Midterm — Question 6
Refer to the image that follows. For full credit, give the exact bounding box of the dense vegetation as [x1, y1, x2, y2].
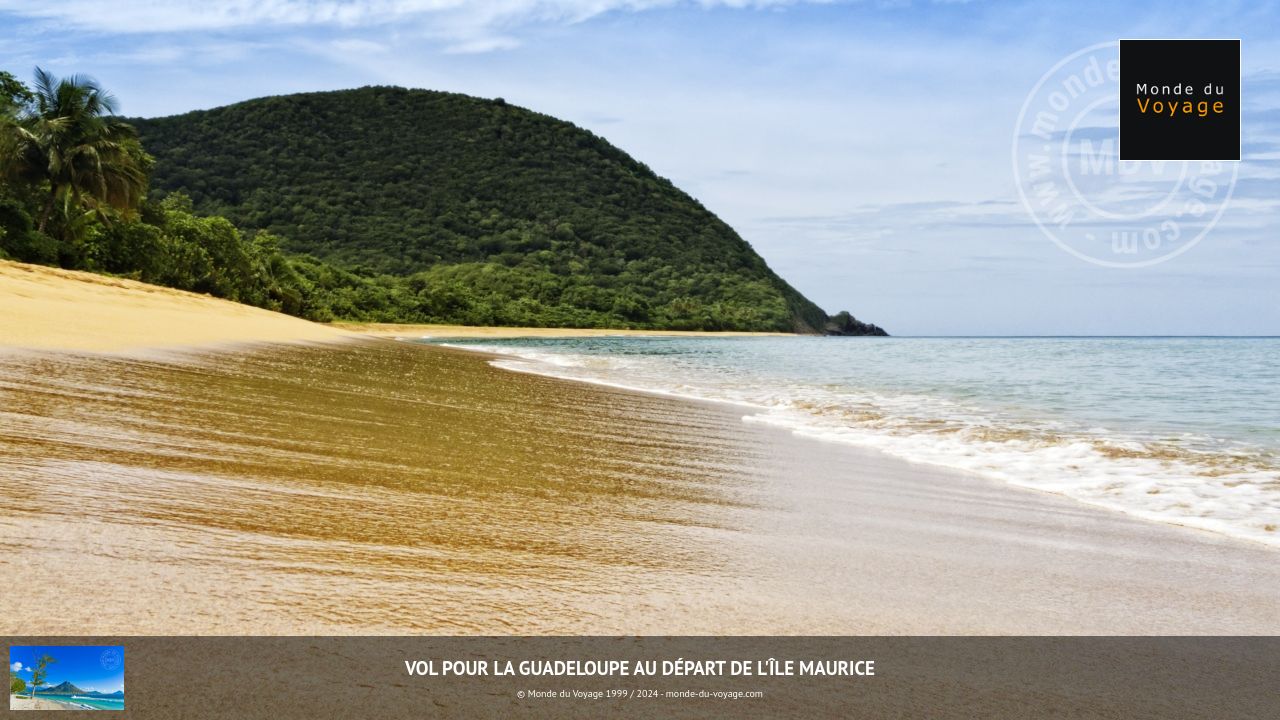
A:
[3, 69, 883, 333]
[130, 86, 846, 331]
[0, 68, 375, 322]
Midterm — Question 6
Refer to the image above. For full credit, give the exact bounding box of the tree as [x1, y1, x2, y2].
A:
[3, 68, 148, 239]
[0, 69, 32, 117]
[9, 670, 25, 695]
[29, 654, 54, 700]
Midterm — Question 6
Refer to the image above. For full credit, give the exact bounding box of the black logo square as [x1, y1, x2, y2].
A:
[1120, 39, 1240, 160]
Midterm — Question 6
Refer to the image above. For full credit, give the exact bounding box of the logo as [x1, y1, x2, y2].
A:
[1012, 41, 1238, 267]
[1119, 39, 1240, 161]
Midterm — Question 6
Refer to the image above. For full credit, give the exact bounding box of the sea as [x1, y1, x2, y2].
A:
[430, 336, 1280, 547]
[47, 695, 125, 710]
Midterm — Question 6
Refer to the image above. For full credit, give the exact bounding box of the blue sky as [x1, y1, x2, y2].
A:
[1, 0, 1277, 334]
[10, 645, 125, 693]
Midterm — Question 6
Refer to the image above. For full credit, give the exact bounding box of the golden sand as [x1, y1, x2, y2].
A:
[0, 260, 352, 352]
[2, 263, 1278, 635]
[3, 338, 1279, 635]
[0, 340, 772, 633]
[0, 260, 791, 355]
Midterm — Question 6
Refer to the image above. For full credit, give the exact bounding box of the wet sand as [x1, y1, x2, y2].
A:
[1, 338, 1277, 635]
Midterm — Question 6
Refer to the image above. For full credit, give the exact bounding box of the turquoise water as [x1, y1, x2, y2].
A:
[42, 695, 124, 710]
[429, 336, 1280, 546]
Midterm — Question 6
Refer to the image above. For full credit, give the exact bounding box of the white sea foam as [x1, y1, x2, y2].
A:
[442, 340, 1280, 548]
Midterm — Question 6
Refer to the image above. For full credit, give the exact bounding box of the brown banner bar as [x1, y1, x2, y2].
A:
[5, 637, 1278, 718]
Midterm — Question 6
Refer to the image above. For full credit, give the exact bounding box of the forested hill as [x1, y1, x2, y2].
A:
[129, 87, 832, 332]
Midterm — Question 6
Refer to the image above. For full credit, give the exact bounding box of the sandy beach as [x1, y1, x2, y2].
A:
[0, 260, 352, 352]
[10, 694, 75, 710]
[0, 259, 790, 353]
[1, 262, 1278, 635]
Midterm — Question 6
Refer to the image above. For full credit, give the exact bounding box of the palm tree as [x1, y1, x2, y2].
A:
[3, 68, 147, 238]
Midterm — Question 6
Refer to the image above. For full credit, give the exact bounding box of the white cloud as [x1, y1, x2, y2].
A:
[442, 36, 522, 54]
[0, 1, 824, 36]
[0, 0, 838, 58]
[330, 38, 389, 54]
[9, 661, 21, 672]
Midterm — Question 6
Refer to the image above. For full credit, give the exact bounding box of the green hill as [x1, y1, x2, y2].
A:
[130, 87, 833, 332]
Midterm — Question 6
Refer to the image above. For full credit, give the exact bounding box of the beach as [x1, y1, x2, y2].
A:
[1, 261, 1278, 635]
[0, 259, 791, 351]
[10, 694, 76, 710]
[0, 260, 352, 352]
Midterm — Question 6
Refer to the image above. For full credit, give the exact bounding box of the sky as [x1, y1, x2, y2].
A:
[1, 0, 1278, 335]
[10, 645, 125, 693]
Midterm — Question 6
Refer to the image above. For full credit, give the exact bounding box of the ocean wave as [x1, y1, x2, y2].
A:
[442, 341, 1280, 548]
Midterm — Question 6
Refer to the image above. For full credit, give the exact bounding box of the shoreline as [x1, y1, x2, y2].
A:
[2, 263, 1277, 634]
[2, 338, 1278, 634]
[448, 341, 1280, 552]
[9, 694, 78, 710]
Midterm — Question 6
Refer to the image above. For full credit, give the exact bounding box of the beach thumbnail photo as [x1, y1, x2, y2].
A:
[9, 646, 124, 711]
